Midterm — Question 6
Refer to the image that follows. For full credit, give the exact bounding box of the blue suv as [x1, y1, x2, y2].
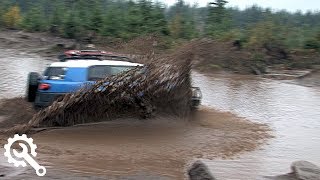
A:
[26, 54, 202, 109]
[27, 57, 143, 109]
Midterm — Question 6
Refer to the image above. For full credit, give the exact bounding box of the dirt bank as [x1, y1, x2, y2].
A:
[1, 30, 318, 75]
[0, 30, 75, 59]
[294, 70, 320, 87]
[0, 30, 163, 60]
[0, 108, 271, 179]
[183, 40, 320, 75]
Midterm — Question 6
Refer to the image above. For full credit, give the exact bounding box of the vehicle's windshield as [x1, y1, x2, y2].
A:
[43, 67, 66, 80]
[88, 65, 135, 81]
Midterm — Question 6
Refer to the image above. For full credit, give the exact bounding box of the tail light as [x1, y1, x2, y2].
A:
[39, 83, 51, 90]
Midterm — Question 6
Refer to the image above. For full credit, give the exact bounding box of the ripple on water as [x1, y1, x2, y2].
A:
[192, 72, 320, 179]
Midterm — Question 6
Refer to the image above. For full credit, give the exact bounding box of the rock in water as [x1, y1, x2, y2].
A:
[291, 161, 320, 180]
[188, 160, 216, 180]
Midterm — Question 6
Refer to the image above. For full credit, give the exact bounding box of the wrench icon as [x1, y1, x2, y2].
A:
[13, 143, 47, 176]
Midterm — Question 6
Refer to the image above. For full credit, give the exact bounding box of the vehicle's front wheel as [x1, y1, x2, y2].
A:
[26, 72, 40, 102]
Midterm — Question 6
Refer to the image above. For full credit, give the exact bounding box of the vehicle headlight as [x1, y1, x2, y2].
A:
[192, 89, 202, 98]
[195, 91, 202, 98]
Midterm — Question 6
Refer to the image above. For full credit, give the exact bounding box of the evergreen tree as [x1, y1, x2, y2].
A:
[49, 1, 65, 34]
[168, 0, 197, 39]
[205, 0, 231, 37]
[124, 0, 143, 38]
[63, 11, 81, 38]
[22, 5, 46, 31]
[138, 0, 153, 33]
[89, 0, 104, 33]
[101, 3, 124, 38]
[0, 0, 11, 26]
[149, 2, 169, 35]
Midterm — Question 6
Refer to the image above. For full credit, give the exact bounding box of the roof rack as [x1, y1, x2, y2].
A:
[58, 56, 101, 62]
[78, 50, 104, 53]
[58, 49, 133, 62]
[58, 54, 133, 62]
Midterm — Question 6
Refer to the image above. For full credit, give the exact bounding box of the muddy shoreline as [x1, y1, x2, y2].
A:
[1, 29, 319, 76]
[0, 30, 75, 60]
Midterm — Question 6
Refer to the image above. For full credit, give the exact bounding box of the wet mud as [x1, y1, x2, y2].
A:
[0, 30, 74, 59]
[0, 98, 35, 129]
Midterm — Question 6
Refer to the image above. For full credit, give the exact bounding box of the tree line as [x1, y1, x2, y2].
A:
[0, 0, 319, 50]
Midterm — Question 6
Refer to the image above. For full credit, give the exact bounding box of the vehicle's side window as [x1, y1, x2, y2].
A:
[88, 66, 111, 81]
[44, 67, 66, 80]
[109, 66, 133, 75]
[88, 65, 134, 81]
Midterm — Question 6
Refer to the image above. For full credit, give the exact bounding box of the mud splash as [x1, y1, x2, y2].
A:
[0, 98, 35, 129]
[2, 41, 202, 134]
[0, 108, 270, 179]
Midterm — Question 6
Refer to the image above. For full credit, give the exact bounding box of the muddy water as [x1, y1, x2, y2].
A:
[0, 49, 51, 99]
[192, 72, 320, 179]
[27, 110, 268, 179]
[0, 48, 319, 179]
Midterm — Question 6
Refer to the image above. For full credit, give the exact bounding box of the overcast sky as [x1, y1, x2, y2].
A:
[164, 0, 320, 12]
